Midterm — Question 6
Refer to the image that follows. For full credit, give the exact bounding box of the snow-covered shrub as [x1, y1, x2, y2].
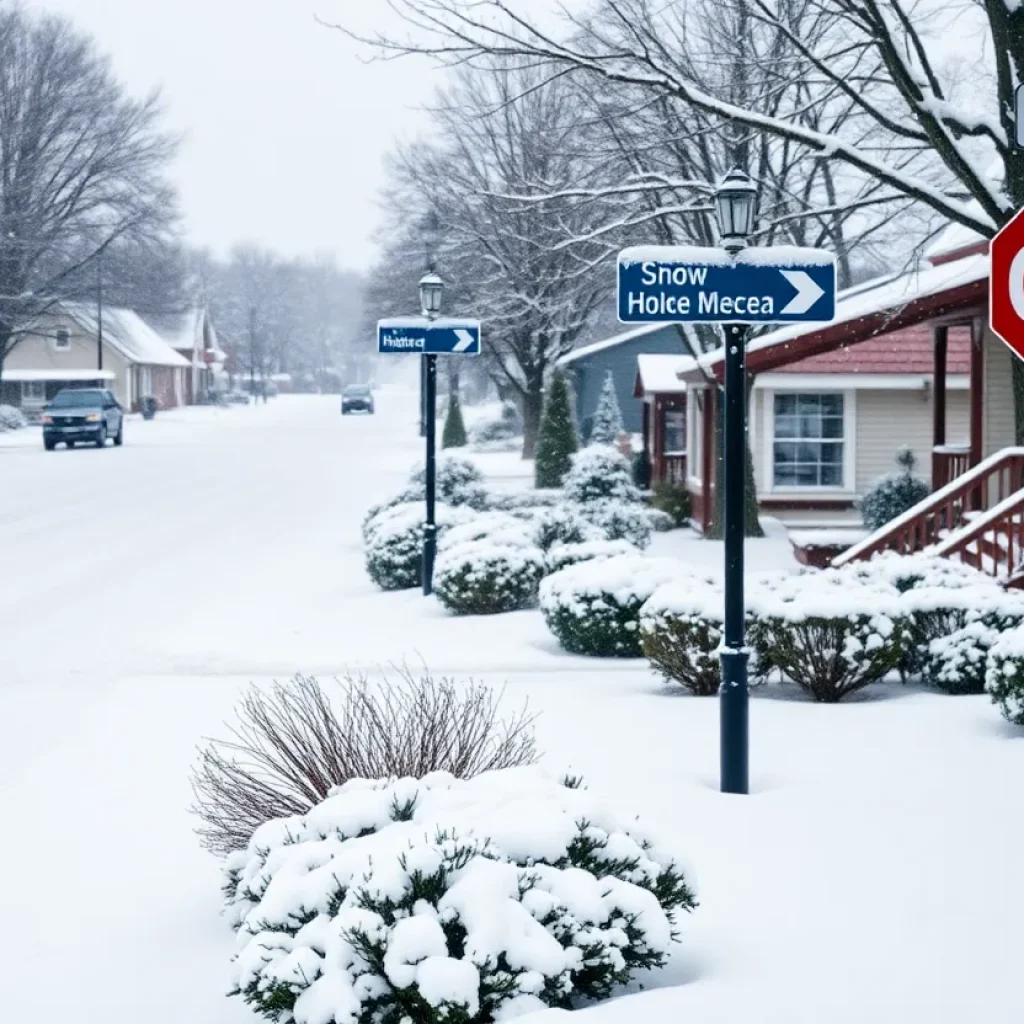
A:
[986, 627, 1024, 726]
[640, 579, 722, 695]
[578, 499, 653, 549]
[225, 769, 696, 1024]
[746, 570, 903, 701]
[645, 508, 676, 533]
[365, 503, 477, 590]
[540, 555, 679, 657]
[0, 404, 27, 431]
[435, 542, 546, 615]
[857, 447, 930, 531]
[191, 671, 537, 856]
[485, 491, 560, 514]
[563, 446, 641, 505]
[535, 371, 579, 488]
[651, 482, 691, 527]
[442, 392, 468, 449]
[437, 514, 536, 554]
[588, 371, 624, 445]
[840, 551, 987, 593]
[531, 505, 603, 551]
[468, 402, 521, 447]
[407, 453, 489, 510]
[545, 539, 639, 575]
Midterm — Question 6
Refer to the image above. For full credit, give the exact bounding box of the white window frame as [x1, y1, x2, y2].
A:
[662, 404, 686, 457]
[687, 389, 704, 484]
[21, 381, 46, 402]
[53, 328, 71, 352]
[762, 388, 856, 494]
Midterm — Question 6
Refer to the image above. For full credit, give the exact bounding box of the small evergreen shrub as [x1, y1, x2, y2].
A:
[540, 555, 678, 656]
[563, 446, 641, 505]
[579, 499, 653, 549]
[408, 453, 489, 510]
[468, 402, 522, 448]
[545, 539, 638, 575]
[225, 770, 696, 1024]
[651, 482, 691, 527]
[986, 627, 1024, 726]
[857, 447, 930, 531]
[441, 392, 468, 448]
[640, 580, 722, 695]
[435, 542, 546, 614]
[484, 491, 560, 514]
[531, 505, 603, 551]
[534, 371, 579, 488]
[438, 514, 536, 553]
[0, 404, 28, 430]
[632, 450, 651, 490]
[747, 571, 903, 701]
[645, 508, 676, 533]
[589, 370, 625, 444]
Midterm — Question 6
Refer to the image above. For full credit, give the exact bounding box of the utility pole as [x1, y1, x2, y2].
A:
[96, 252, 104, 372]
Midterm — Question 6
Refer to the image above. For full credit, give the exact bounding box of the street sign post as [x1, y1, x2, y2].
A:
[377, 318, 481, 355]
[617, 245, 836, 324]
[1016, 83, 1024, 149]
[990, 207, 1024, 362]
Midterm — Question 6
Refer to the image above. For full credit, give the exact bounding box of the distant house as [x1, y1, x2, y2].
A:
[149, 307, 227, 403]
[557, 324, 691, 437]
[0, 303, 191, 418]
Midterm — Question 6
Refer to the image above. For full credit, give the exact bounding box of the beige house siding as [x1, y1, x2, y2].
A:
[983, 326, 1015, 458]
[4, 312, 133, 406]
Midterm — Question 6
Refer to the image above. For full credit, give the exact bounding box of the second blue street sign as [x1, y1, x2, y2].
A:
[617, 245, 836, 324]
[378, 317, 481, 355]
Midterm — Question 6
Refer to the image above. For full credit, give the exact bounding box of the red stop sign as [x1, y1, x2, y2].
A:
[990, 207, 1024, 361]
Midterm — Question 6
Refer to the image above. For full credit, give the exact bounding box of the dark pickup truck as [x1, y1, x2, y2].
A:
[341, 384, 374, 415]
[42, 388, 124, 450]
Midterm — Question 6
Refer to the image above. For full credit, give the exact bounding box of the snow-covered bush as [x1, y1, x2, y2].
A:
[563, 446, 641, 505]
[651, 482, 691, 528]
[0, 404, 27, 431]
[365, 503, 477, 590]
[486, 491, 560, 514]
[535, 371, 579, 488]
[531, 505, 603, 551]
[839, 551, 987, 593]
[437, 514, 536, 554]
[578, 499, 653, 549]
[985, 628, 1024, 726]
[468, 402, 521, 447]
[747, 570, 903, 701]
[191, 671, 538, 855]
[546, 539, 639, 575]
[407, 454, 489, 510]
[540, 555, 679, 657]
[640, 579, 722, 695]
[588, 371, 624, 445]
[857, 447, 929, 531]
[435, 542, 546, 615]
[645, 508, 676, 533]
[225, 769, 696, 1024]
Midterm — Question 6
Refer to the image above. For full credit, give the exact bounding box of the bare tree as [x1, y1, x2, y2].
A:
[0, 6, 177, 377]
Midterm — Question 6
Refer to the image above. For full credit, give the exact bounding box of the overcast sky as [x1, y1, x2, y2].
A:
[28, 0, 468, 271]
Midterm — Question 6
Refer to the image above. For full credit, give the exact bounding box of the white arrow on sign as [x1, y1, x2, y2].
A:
[453, 329, 476, 352]
[779, 270, 825, 315]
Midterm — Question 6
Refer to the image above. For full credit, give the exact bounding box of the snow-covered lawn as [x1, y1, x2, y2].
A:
[0, 392, 1021, 1024]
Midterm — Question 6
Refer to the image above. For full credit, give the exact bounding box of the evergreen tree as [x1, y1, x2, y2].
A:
[589, 371, 625, 444]
[442, 391, 468, 448]
[534, 370, 579, 487]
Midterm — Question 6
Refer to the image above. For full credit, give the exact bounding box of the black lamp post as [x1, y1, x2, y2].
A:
[714, 167, 758, 796]
[419, 271, 444, 596]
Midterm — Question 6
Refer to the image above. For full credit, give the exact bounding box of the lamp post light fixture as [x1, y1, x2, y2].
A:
[715, 167, 758, 796]
[418, 271, 444, 596]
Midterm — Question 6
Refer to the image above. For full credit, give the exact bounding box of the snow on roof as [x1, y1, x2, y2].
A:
[62, 304, 190, 368]
[618, 244, 834, 268]
[635, 354, 693, 394]
[924, 203, 989, 263]
[149, 307, 226, 361]
[0, 368, 116, 382]
[696, 252, 988, 371]
[559, 322, 677, 366]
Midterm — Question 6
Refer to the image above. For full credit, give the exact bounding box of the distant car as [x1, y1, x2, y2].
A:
[341, 384, 374, 415]
[226, 391, 251, 405]
[42, 388, 123, 451]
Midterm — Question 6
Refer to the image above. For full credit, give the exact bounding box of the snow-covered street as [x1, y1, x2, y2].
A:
[1, 393, 1023, 1024]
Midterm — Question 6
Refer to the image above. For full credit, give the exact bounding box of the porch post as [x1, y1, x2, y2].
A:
[641, 400, 651, 487]
[931, 325, 947, 486]
[969, 318, 985, 510]
[702, 387, 715, 533]
[653, 395, 663, 485]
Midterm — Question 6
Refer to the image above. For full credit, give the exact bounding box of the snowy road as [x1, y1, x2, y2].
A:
[1, 393, 1023, 1024]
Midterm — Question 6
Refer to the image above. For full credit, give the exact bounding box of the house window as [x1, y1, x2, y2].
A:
[663, 407, 686, 455]
[54, 328, 70, 351]
[773, 393, 845, 487]
[21, 381, 45, 402]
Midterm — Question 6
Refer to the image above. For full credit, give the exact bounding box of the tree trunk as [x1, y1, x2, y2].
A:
[1013, 357, 1024, 445]
[522, 385, 544, 459]
[706, 375, 764, 539]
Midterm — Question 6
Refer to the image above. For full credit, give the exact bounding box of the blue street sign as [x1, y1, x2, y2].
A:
[617, 245, 836, 324]
[378, 317, 481, 355]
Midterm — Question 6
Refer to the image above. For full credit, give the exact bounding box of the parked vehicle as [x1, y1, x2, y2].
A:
[226, 391, 251, 405]
[341, 384, 374, 415]
[42, 388, 124, 451]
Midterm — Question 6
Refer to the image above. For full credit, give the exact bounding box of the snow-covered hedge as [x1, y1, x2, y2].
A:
[645, 508, 676, 533]
[563, 446, 641, 505]
[531, 506, 603, 551]
[438, 514, 537, 554]
[640, 579, 723, 695]
[365, 504, 477, 591]
[986, 627, 1024, 726]
[545, 539, 639, 576]
[408, 454, 490, 511]
[857, 447, 929, 531]
[540, 555, 679, 657]
[0, 404, 27, 431]
[839, 551, 988, 593]
[579, 500, 653, 549]
[747, 570, 903, 701]
[225, 769, 697, 1024]
[435, 542, 546, 615]
[486, 491, 560, 514]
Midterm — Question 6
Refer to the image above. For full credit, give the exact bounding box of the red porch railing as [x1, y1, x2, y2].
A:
[931, 443, 972, 492]
[931, 489, 1024, 579]
[834, 447, 1024, 567]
